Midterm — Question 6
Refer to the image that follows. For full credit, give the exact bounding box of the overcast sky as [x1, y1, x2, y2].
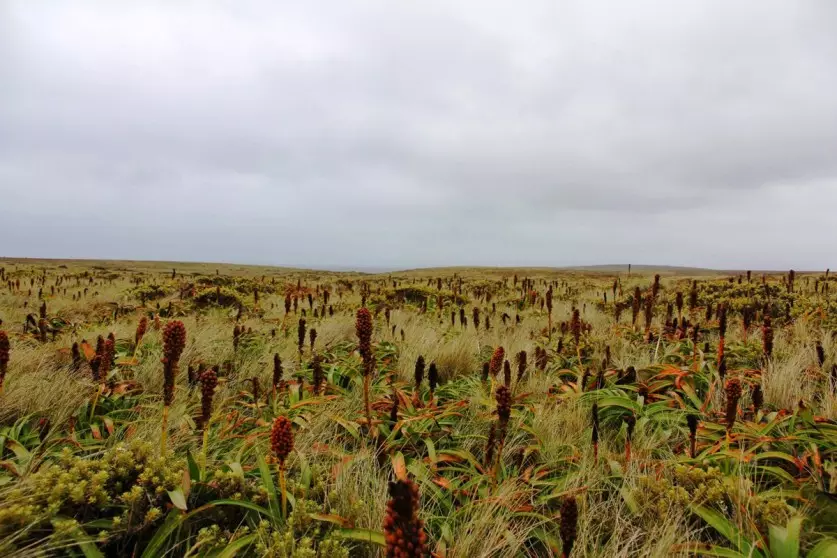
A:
[2, 1, 836, 271]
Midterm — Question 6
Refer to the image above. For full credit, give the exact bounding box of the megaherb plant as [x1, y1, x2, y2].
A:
[0, 261, 836, 557]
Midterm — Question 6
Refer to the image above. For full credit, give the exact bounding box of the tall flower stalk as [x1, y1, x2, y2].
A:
[133, 316, 147, 357]
[272, 353, 283, 398]
[560, 495, 578, 558]
[271, 416, 294, 518]
[161, 321, 186, 456]
[546, 287, 553, 339]
[687, 414, 698, 458]
[356, 308, 374, 429]
[199, 368, 217, 468]
[383, 479, 427, 557]
[489, 346, 504, 379]
[725, 378, 742, 439]
[0, 331, 9, 395]
[493, 384, 512, 475]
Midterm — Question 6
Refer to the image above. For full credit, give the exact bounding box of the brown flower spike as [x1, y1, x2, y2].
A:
[135, 316, 148, 345]
[272, 353, 283, 392]
[560, 495, 579, 557]
[163, 320, 187, 365]
[199, 368, 217, 429]
[495, 384, 511, 427]
[384, 478, 428, 558]
[725, 378, 742, 432]
[0, 331, 9, 393]
[762, 316, 774, 359]
[489, 346, 505, 378]
[356, 307, 374, 429]
[687, 414, 698, 458]
[356, 308, 373, 370]
[271, 416, 294, 465]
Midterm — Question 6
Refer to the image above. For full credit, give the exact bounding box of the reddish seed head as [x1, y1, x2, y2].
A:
[752, 383, 763, 415]
[312, 355, 324, 395]
[495, 384, 511, 426]
[297, 318, 307, 351]
[384, 479, 427, 558]
[102, 337, 115, 375]
[356, 308, 373, 370]
[725, 378, 742, 431]
[162, 321, 186, 364]
[428, 362, 438, 393]
[272, 353, 283, 389]
[571, 309, 582, 345]
[0, 331, 9, 390]
[489, 346, 505, 377]
[271, 416, 294, 465]
[135, 316, 148, 344]
[91, 335, 105, 382]
[484, 422, 497, 467]
[762, 316, 774, 358]
[199, 368, 217, 428]
[414, 356, 426, 389]
[0, 331, 9, 366]
[516, 350, 527, 382]
[560, 496, 578, 557]
[536, 346, 548, 370]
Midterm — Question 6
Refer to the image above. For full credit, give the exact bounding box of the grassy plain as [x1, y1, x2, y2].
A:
[0, 258, 835, 557]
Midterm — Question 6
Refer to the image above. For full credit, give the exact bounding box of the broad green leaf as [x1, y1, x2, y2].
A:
[141, 509, 184, 558]
[425, 438, 437, 465]
[213, 533, 257, 557]
[768, 516, 801, 558]
[53, 519, 105, 558]
[257, 453, 280, 522]
[689, 505, 763, 558]
[186, 449, 200, 482]
[333, 528, 386, 547]
[807, 538, 837, 558]
[167, 488, 187, 511]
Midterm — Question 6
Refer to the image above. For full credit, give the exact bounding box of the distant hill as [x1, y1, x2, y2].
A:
[0, 257, 816, 277]
[388, 264, 728, 276]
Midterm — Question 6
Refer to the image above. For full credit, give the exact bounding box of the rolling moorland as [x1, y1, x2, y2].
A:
[0, 258, 836, 557]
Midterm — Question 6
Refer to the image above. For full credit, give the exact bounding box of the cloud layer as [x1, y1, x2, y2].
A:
[2, 1, 836, 270]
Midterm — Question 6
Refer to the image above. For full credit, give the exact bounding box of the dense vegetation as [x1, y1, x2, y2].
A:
[0, 260, 836, 557]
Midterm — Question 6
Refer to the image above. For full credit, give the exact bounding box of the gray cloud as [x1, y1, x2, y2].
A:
[2, 1, 837, 270]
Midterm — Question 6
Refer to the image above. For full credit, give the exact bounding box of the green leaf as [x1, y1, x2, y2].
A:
[213, 533, 257, 557]
[5, 439, 31, 461]
[330, 415, 360, 440]
[167, 488, 187, 511]
[807, 538, 837, 558]
[620, 487, 639, 516]
[309, 513, 351, 528]
[229, 461, 244, 479]
[141, 509, 184, 558]
[54, 519, 105, 558]
[692, 547, 749, 558]
[425, 438, 437, 465]
[333, 528, 386, 547]
[689, 505, 763, 558]
[186, 449, 200, 482]
[593, 396, 642, 414]
[257, 453, 280, 523]
[207, 499, 276, 520]
[768, 516, 801, 558]
[298, 451, 312, 492]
